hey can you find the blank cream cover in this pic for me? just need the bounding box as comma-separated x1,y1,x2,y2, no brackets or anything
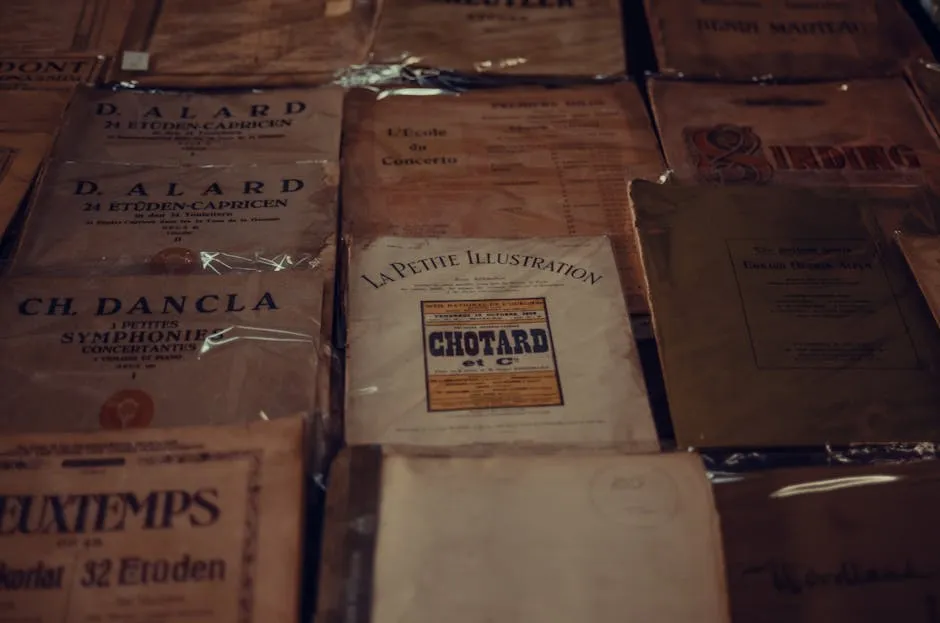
0,417,304,623
346,236,656,450
318,449,729,623
644,0,927,80
0,56,101,89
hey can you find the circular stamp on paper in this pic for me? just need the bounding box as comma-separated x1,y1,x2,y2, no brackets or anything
589,465,679,527
99,389,155,430
149,247,197,275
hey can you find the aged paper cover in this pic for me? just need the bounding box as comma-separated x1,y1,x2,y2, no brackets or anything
368,0,624,76
9,156,340,478
12,161,337,277
318,449,728,623
346,236,657,450
111,0,373,86
0,57,101,89
650,78,940,188
716,461,940,623
631,180,940,448
54,86,344,166
897,234,940,329
0,133,51,241
644,0,928,80
343,84,665,313
0,0,133,56
0,89,72,134
0,417,304,623
0,272,322,433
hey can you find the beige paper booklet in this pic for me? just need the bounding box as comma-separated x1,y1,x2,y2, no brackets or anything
0,417,304,623
0,272,322,433
644,0,927,80
54,86,344,166
343,85,665,313
716,461,940,623
368,0,624,76
650,78,940,187
111,0,374,86
0,133,51,240
346,236,657,450
12,160,337,276
0,0,133,56
631,180,940,448
897,234,940,328
318,449,729,623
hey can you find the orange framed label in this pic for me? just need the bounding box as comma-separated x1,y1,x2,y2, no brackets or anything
421,298,563,412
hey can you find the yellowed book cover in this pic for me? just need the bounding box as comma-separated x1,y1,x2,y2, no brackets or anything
346,236,657,450
631,180,940,448
0,0,133,56
343,84,665,313
318,448,729,623
0,272,322,433
12,161,337,277
0,89,72,134
650,78,940,188
0,417,305,623
54,86,344,166
111,0,374,86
